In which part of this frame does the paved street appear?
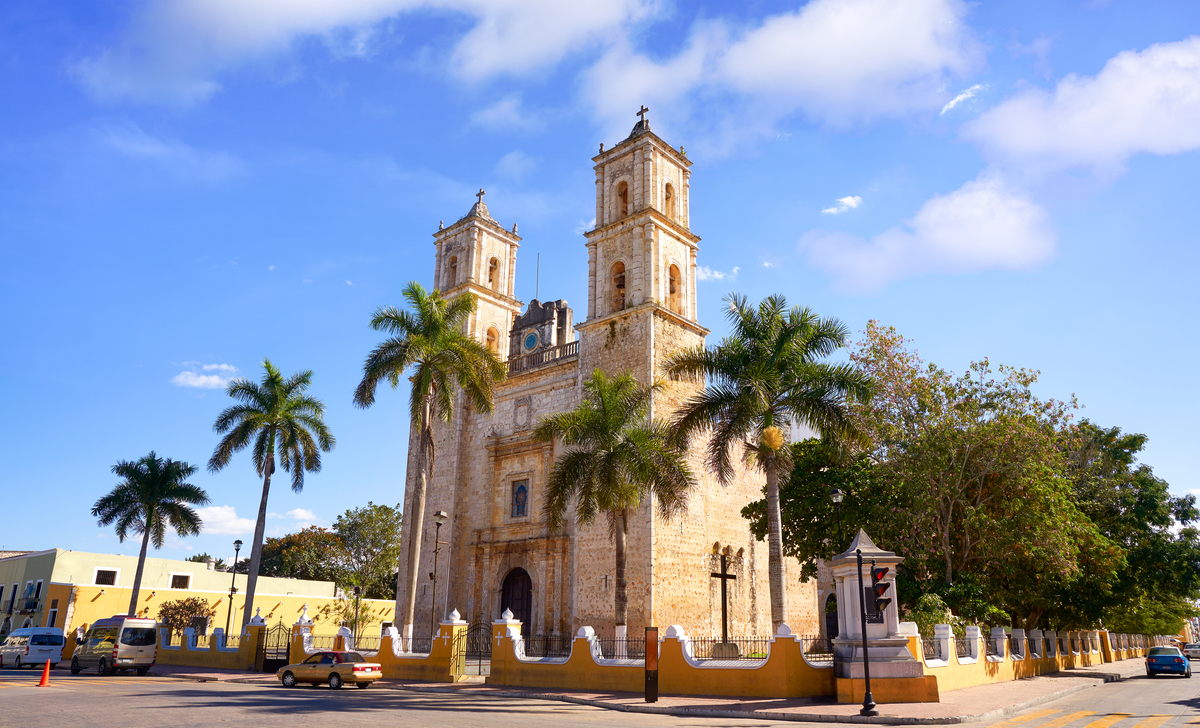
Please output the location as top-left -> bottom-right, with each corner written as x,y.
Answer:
1,667 -> 1197,727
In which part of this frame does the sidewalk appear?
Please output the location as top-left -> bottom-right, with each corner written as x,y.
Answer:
147,664 -> 276,683
371,658 -> 1148,725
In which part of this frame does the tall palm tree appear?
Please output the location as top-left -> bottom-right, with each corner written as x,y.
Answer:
353,282 -> 504,637
665,293 -> 872,631
535,369 -> 695,635
92,453 -> 209,617
208,359 -> 335,629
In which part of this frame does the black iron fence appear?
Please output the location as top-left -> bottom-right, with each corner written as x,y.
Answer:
595,638 -> 648,661
310,635 -> 337,650
954,637 -> 972,659
224,635 -> 240,649
922,638 -> 940,660
689,637 -> 772,661
522,634 -> 573,659
353,636 -> 381,652
799,635 -> 833,662
393,636 -> 432,654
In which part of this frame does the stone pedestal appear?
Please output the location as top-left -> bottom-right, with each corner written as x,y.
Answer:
829,530 -> 923,680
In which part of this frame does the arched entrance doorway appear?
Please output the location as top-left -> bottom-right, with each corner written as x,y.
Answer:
824,593 -> 839,640
501,568 -> 533,637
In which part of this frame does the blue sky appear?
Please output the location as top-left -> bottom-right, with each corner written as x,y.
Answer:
2,0 -> 1198,563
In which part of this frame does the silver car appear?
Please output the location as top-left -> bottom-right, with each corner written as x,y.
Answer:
1184,643 -> 1200,660
70,616 -> 158,676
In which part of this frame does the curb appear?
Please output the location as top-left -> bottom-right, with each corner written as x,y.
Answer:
377,674 -> 1122,725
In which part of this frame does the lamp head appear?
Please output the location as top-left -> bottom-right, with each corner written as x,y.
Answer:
830,488 -> 845,504
353,586 -> 362,597
433,510 -> 449,526
233,539 -> 243,550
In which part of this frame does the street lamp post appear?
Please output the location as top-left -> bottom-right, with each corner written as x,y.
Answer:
428,511 -> 449,640
855,548 -> 878,717
830,489 -> 845,548
353,586 -> 362,645
224,539 -> 243,635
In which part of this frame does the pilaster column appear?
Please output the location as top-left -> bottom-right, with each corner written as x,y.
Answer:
683,170 -> 691,229
596,169 -> 605,228
644,223 -> 656,303
632,148 -> 643,210
689,247 -> 698,320
587,243 -> 597,319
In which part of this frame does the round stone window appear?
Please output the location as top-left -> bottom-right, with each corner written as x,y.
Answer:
523,331 -> 539,352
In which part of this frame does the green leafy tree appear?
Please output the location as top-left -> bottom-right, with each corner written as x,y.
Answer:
353,282 -> 504,637
92,453 -> 210,617
185,552 -> 217,564
535,369 -> 696,633
334,502 -> 404,600
208,359 -> 335,629
259,526 -> 346,583
156,597 -> 217,637
665,293 -> 871,630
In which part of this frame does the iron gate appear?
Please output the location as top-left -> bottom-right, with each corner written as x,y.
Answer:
262,620 -> 291,672
463,622 -> 492,676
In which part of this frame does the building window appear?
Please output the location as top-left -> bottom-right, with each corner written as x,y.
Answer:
170,574 -> 191,590
446,255 -> 458,289
511,479 -> 529,518
616,181 -> 629,218
611,262 -> 626,312
488,257 -> 499,290
664,183 -> 675,219
486,327 -> 499,356
94,569 -> 117,586
668,264 -> 682,314
47,599 -> 59,628
33,580 -> 42,600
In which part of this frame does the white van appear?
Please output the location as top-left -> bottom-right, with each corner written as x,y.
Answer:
0,627 -> 65,669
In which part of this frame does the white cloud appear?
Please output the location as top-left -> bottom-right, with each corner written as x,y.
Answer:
74,0 -> 657,104
470,94 -> 543,131
171,362 -> 237,388
346,280 -> 355,286
800,174 -> 1056,292
584,0 -> 982,138
286,508 -> 317,521
268,265 -> 276,271
573,218 -> 597,235
940,83 -> 987,114
100,123 -> 247,181
495,150 -> 536,181
821,196 -> 863,214
197,505 -> 256,535
964,36 -> 1200,176
695,265 -> 739,282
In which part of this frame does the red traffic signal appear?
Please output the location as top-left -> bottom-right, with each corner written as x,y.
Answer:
871,565 -> 891,614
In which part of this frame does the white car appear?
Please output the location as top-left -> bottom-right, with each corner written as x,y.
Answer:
1183,643 -> 1200,660
0,627 -> 65,669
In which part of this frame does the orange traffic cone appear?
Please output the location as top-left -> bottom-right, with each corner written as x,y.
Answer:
37,660 -> 50,687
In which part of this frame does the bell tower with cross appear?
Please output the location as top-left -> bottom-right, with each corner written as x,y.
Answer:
431,187 -> 523,359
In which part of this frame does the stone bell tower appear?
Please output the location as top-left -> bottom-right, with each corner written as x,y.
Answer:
577,106 -> 707,387
432,190 -> 523,357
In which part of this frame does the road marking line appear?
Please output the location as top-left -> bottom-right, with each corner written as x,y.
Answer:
1128,716 -> 1171,728
992,709 -> 1063,728
1080,714 -> 1134,728
1037,711 -> 1098,728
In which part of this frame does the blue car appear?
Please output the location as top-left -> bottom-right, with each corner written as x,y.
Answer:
1146,646 -> 1191,677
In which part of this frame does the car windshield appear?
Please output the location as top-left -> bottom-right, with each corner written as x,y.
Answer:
1187,644 -> 1200,649
31,634 -> 64,646
1149,647 -> 1181,656
120,628 -> 157,646
339,652 -> 367,663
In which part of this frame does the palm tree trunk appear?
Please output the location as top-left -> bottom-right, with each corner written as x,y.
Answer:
399,398 -> 432,640
765,458 -> 787,632
614,508 -> 628,629
128,520 -> 152,617
241,448 -> 275,629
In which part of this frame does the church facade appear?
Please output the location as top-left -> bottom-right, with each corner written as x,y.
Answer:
395,115 -> 819,642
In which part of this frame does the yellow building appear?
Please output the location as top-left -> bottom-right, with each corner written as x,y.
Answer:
0,548 -> 393,639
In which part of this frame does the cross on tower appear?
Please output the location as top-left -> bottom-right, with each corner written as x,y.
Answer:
637,105 -> 649,125
710,552 -> 737,646
476,188 -> 486,203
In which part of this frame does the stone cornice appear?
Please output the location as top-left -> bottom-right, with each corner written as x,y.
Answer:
575,302 -> 710,338
583,208 -> 700,246
592,129 -> 692,170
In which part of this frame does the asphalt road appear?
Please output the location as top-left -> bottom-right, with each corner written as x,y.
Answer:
1,667 -> 1196,727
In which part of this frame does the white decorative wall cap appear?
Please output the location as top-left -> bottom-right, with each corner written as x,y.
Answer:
384,626 -> 399,638
898,621 -> 919,636
663,625 -> 687,640
212,627 -> 225,636
337,626 -> 352,637
576,626 -> 596,639
449,609 -> 461,621
933,624 -> 953,637
505,625 -> 522,640
775,623 -> 793,637
501,608 -> 513,620
184,627 -> 195,635
990,627 -> 1007,637
1011,629 -> 1026,638
964,626 -> 982,638
1028,629 -> 1043,638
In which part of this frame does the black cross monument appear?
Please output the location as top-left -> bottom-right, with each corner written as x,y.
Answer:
711,552 -> 737,655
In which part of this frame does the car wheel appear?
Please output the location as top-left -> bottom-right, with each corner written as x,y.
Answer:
136,667 -> 149,676
281,671 -> 297,688
15,657 -> 22,670
70,658 -> 82,675
356,682 -> 370,689
50,663 -> 58,670
98,658 -> 111,676
328,672 -> 343,689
